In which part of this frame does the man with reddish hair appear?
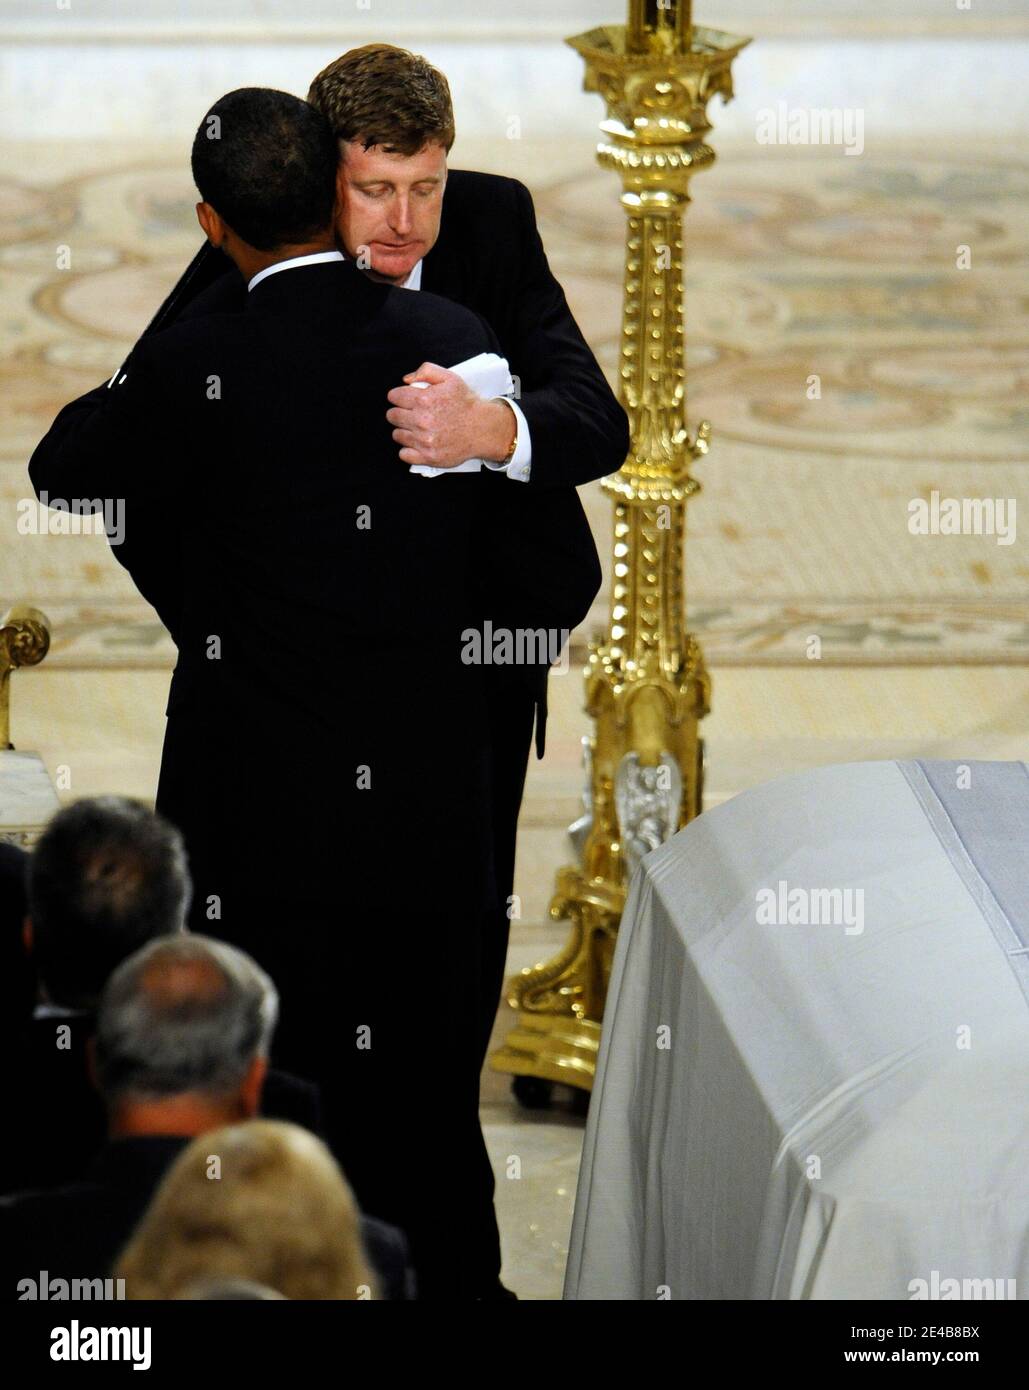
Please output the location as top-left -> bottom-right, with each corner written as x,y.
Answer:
129,46 -> 628,1299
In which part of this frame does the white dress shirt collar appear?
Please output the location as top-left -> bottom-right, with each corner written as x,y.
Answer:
336,253 -> 423,290
401,259 -> 423,291
247,249 -> 345,293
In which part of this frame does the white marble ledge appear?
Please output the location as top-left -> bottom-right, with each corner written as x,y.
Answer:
0,749 -> 60,843
2,0 -> 1027,42
3,37 -> 1027,142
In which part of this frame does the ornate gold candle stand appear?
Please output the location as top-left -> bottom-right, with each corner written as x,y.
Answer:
491,5 -> 750,1104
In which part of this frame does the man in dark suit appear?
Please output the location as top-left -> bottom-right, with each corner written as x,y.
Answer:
0,935 -> 414,1301
305,46 -> 628,1292
28,88 -> 517,1297
148,54 -> 628,1290
2,796 -> 321,1198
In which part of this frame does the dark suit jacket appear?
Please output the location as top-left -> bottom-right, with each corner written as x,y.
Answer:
0,1135 -> 416,1300
0,1010 -> 322,1198
30,258 -> 497,696
28,259 -> 501,1114
28,259 -> 497,768
144,170 -> 628,751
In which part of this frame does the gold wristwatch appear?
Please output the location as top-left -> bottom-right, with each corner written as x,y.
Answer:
498,400 -> 519,465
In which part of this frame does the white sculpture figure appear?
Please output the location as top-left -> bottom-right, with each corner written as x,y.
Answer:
614,751 -> 683,878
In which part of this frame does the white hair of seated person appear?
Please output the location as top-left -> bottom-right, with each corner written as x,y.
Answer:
115,1119 -> 377,1300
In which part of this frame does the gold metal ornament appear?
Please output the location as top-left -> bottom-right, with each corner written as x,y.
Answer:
0,605 -> 51,750
491,3 -> 749,1099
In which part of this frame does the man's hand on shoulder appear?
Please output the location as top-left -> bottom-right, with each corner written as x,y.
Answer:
386,362 -> 516,468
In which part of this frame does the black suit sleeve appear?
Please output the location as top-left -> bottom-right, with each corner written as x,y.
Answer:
29,343 -> 174,512
505,181 -> 629,490
173,263 -> 247,325
451,309 -> 503,364
25,380 -> 112,504
27,345 -> 184,637
85,243 -> 238,397
141,241 -> 243,337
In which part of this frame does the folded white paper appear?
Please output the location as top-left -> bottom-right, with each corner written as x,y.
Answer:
407,352 -> 515,477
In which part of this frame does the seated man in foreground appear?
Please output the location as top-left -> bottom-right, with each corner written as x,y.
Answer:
0,934 -> 413,1300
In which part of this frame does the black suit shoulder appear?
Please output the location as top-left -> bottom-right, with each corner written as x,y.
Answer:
435,169 -> 528,263
126,308 -> 252,378
142,263 -> 495,371
443,168 -> 526,218
373,281 -> 500,357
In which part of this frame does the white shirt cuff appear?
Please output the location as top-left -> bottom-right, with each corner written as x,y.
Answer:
484,397 -> 532,482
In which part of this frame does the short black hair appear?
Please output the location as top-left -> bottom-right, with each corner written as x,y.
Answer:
28,797 -> 191,1011
191,87 -> 338,252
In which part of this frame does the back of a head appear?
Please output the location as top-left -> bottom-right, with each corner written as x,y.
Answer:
191,87 -> 338,252
28,797 -> 190,1011
94,934 -> 277,1107
115,1120 -> 376,1300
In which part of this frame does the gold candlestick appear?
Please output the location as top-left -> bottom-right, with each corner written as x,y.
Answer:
490,4 -> 750,1103
628,0 -> 694,53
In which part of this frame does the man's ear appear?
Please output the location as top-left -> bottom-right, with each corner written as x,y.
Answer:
196,201 -> 224,247
239,1054 -> 268,1117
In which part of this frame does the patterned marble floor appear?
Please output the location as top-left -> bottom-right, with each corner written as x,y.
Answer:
3,136 -> 1027,669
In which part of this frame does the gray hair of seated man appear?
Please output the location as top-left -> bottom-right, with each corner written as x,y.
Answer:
94,933 -> 279,1103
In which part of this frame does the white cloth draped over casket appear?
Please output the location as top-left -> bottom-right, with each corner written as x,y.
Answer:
564,760 -> 1029,1300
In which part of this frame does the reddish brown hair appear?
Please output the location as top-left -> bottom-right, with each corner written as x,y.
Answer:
307,44 -> 455,156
